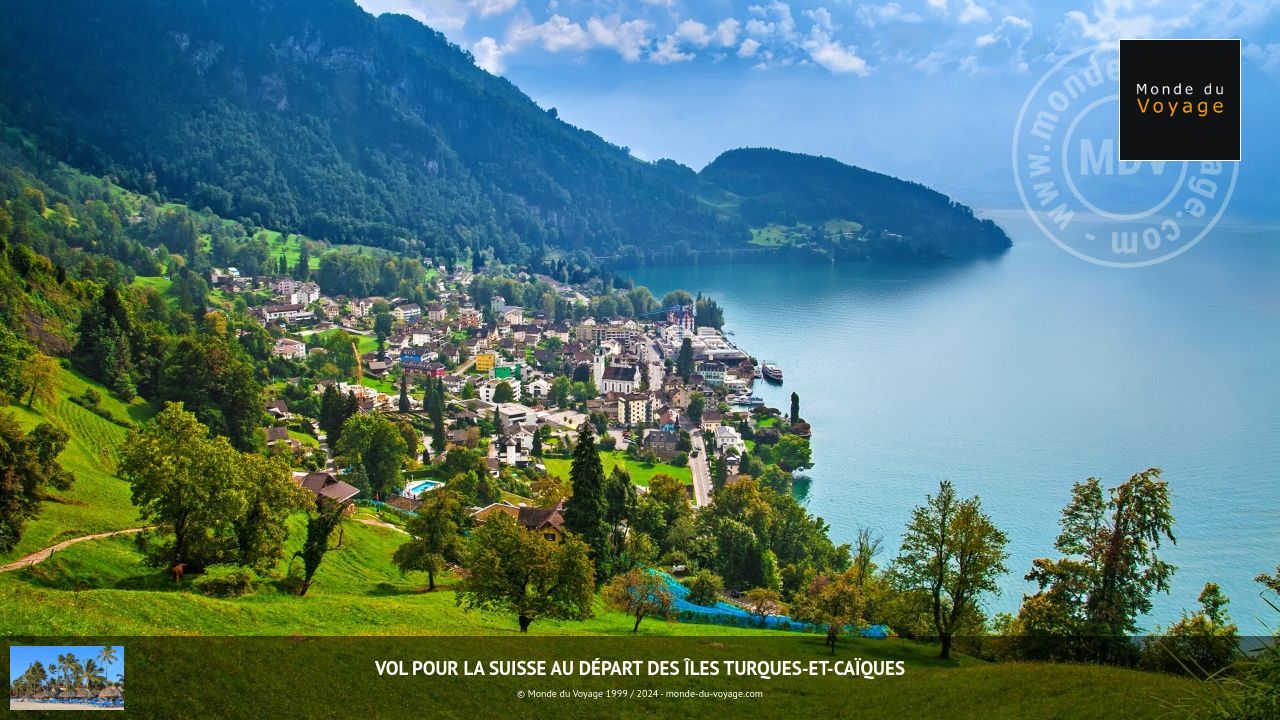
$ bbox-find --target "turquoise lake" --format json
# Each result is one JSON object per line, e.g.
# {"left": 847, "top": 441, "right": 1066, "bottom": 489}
{"left": 626, "top": 212, "right": 1280, "bottom": 635}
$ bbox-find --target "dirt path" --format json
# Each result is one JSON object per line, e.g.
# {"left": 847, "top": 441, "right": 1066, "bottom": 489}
{"left": 355, "top": 516, "right": 407, "bottom": 534}
{"left": 0, "top": 528, "right": 148, "bottom": 574}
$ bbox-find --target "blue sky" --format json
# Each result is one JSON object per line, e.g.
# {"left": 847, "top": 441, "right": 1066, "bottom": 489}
{"left": 354, "top": 0, "right": 1280, "bottom": 212}
{"left": 9, "top": 646, "right": 125, "bottom": 683}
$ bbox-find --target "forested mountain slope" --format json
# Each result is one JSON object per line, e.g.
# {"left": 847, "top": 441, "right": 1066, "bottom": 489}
{"left": 0, "top": 0, "right": 1008, "bottom": 264}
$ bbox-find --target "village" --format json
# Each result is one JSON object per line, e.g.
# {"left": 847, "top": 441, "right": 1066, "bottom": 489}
{"left": 217, "top": 262, "right": 810, "bottom": 532}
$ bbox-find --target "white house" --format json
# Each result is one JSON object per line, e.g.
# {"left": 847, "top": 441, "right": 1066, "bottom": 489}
{"left": 272, "top": 337, "right": 307, "bottom": 360}
{"left": 478, "top": 377, "right": 523, "bottom": 404}
{"left": 714, "top": 425, "right": 746, "bottom": 455}
{"left": 527, "top": 377, "right": 551, "bottom": 401}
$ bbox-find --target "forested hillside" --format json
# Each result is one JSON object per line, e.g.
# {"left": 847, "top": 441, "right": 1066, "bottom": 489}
{"left": 0, "top": 0, "right": 1008, "bottom": 266}
{"left": 701, "top": 148, "right": 1012, "bottom": 260}
{"left": 0, "top": 0, "right": 743, "bottom": 265}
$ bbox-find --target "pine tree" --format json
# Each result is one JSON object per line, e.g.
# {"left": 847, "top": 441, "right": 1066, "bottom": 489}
{"left": 564, "top": 423, "right": 611, "bottom": 582}
{"left": 294, "top": 241, "right": 311, "bottom": 280}
{"left": 712, "top": 452, "right": 729, "bottom": 491}
{"left": 790, "top": 392, "right": 800, "bottom": 425}
{"left": 398, "top": 374, "right": 410, "bottom": 412}
{"left": 429, "top": 377, "right": 447, "bottom": 454}
{"left": 676, "top": 338, "right": 694, "bottom": 381}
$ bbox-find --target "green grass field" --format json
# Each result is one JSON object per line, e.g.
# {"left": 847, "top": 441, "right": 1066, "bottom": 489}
{"left": 0, "top": 513, "right": 777, "bottom": 637}
{"left": 543, "top": 451, "right": 692, "bottom": 487}
{"left": 0, "top": 519, "right": 1203, "bottom": 719}
{"left": 0, "top": 367, "right": 151, "bottom": 564}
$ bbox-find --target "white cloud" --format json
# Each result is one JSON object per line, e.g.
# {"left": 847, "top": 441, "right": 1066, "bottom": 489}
{"left": 587, "top": 16, "right": 652, "bottom": 62}
{"left": 738, "top": 37, "right": 762, "bottom": 57}
{"left": 1244, "top": 42, "right": 1280, "bottom": 75}
{"left": 855, "top": 2, "right": 923, "bottom": 27}
{"left": 472, "top": 36, "right": 505, "bottom": 72}
{"left": 712, "top": 18, "right": 741, "bottom": 47}
{"left": 745, "top": 2, "right": 799, "bottom": 41}
{"left": 468, "top": 0, "right": 517, "bottom": 18}
{"left": 802, "top": 26, "right": 869, "bottom": 75}
{"left": 957, "top": 0, "right": 990, "bottom": 24}
{"left": 509, "top": 14, "right": 592, "bottom": 52}
{"left": 674, "top": 19, "right": 712, "bottom": 47}
{"left": 804, "top": 7, "right": 835, "bottom": 31}
{"left": 914, "top": 49, "right": 950, "bottom": 74}
{"left": 972, "top": 15, "right": 1032, "bottom": 72}
{"left": 652, "top": 34, "right": 695, "bottom": 64}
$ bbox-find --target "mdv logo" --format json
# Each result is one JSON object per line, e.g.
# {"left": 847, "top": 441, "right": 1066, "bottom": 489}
{"left": 1012, "top": 45, "right": 1237, "bottom": 268}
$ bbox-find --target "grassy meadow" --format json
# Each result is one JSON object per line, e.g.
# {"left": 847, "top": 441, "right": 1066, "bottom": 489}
{"left": 543, "top": 450, "right": 693, "bottom": 487}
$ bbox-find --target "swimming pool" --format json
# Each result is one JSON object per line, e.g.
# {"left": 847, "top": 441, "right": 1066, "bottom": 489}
{"left": 403, "top": 479, "right": 442, "bottom": 498}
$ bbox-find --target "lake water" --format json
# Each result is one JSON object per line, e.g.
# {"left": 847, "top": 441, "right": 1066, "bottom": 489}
{"left": 626, "top": 212, "right": 1280, "bottom": 635}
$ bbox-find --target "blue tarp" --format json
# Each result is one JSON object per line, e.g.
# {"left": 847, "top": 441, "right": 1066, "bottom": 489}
{"left": 654, "top": 570, "right": 889, "bottom": 638}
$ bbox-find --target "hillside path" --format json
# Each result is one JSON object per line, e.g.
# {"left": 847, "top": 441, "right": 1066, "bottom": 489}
{"left": 355, "top": 516, "right": 407, "bottom": 534}
{"left": 0, "top": 527, "right": 149, "bottom": 573}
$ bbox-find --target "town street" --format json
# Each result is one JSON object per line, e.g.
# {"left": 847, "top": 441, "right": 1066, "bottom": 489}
{"left": 689, "top": 431, "right": 712, "bottom": 507}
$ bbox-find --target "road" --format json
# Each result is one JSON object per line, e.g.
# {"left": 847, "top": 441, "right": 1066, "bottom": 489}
{"left": 640, "top": 338, "right": 665, "bottom": 391}
{"left": 0, "top": 528, "right": 150, "bottom": 574}
{"left": 689, "top": 431, "right": 712, "bottom": 507}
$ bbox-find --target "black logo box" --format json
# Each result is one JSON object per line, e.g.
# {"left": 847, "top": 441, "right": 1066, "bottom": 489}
{"left": 1119, "top": 39, "right": 1241, "bottom": 162}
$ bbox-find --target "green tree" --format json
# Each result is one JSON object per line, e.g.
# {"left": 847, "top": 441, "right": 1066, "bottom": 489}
{"left": 687, "top": 393, "right": 705, "bottom": 423}
{"left": 492, "top": 380, "right": 515, "bottom": 404}
{"left": 772, "top": 434, "right": 813, "bottom": 472}
{"left": 789, "top": 392, "right": 800, "bottom": 425}
{"left": 551, "top": 376, "right": 572, "bottom": 407}
{"left": 790, "top": 569, "right": 868, "bottom": 650}
{"left": 319, "top": 386, "right": 356, "bottom": 448}
{"left": 72, "top": 284, "right": 136, "bottom": 399}
{"left": 398, "top": 374, "right": 411, "bottom": 412}
{"left": 1012, "top": 469, "right": 1177, "bottom": 663}
{"left": 1141, "top": 582, "right": 1239, "bottom": 677}
{"left": 604, "top": 568, "right": 676, "bottom": 632}
{"left": 676, "top": 338, "right": 694, "bottom": 381}
{"left": 120, "top": 403, "right": 304, "bottom": 570}
{"left": 293, "top": 495, "right": 348, "bottom": 596}
{"left": 531, "top": 426, "right": 543, "bottom": 458}
{"left": 564, "top": 423, "right": 611, "bottom": 581}
{"left": 19, "top": 353, "right": 59, "bottom": 408}
{"left": 684, "top": 569, "right": 724, "bottom": 607}
{"left": 743, "top": 587, "right": 785, "bottom": 624}
{"left": 158, "top": 330, "right": 264, "bottom": 450}
{"left": 336, "top": 413, "right": 408, "bottom": 500}
{"left": 0, "top": 413, "right": 74, "bottom": 552}
{"left": 393, "top": 488, "right": 465, "bottom": 591}
{"left": 293, "top": 240, "right": 311, "bottom": 280}
{"left": 456, "top": 513, "right": 595, "bottom": 632}
{"left": 893, "top": 480, "right": 1009, "bottom": 659}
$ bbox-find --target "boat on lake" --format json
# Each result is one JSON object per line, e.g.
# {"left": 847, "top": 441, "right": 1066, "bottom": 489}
{"left": 730, "top": 394, "right": 765, "bottom": 407}
{"left": 761, "top": 362, "right": 783, "bottom": 383}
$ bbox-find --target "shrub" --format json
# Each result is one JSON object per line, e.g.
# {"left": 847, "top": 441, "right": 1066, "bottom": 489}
{"left": 684, "top": 569, "right": 725, "bottom": 607}
{"left": 194, "top": 569, "right": 255, "bottom": 598}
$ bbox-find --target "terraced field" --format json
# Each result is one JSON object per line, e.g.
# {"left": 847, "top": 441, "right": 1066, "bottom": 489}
{"left": 0, "top": 367, "right": 149, "bottom": 564}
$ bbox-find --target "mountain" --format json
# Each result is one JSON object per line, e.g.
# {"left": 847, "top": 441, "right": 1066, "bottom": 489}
{"left": 700, "top": 148, "right": 1011, "bottom": 260}
{"left": 0, "top": 0, "right": 1008, "bottom": 265}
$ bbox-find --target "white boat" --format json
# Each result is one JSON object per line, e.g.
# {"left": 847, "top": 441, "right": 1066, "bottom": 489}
{"left": 761, "top": 363, "right": 783, "bottom": 383}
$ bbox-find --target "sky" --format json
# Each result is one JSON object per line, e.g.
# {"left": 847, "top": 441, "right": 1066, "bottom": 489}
{"left": 353, "top": 0, "right": 1280, "bottom": 212}
{"left": 9, "top": 646, "right": 125, "bottom": 684}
